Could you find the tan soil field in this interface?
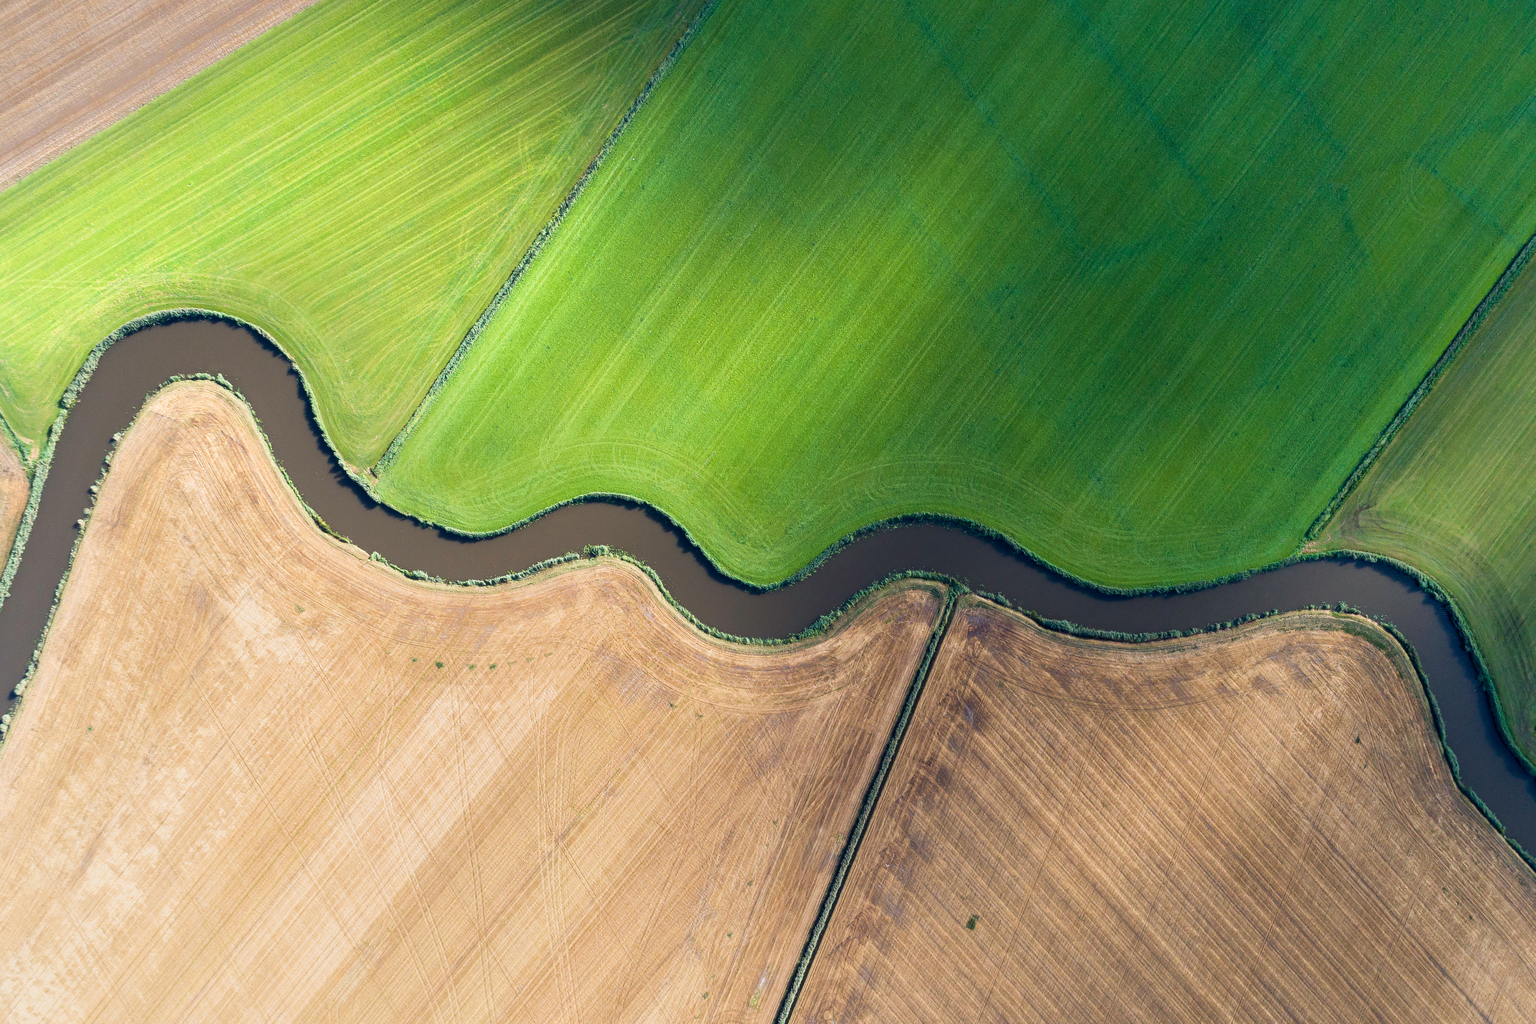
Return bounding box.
[0,0,317,189]
[0,438,24,564]
[0,381,944,1022]
[794,597,1536,1023]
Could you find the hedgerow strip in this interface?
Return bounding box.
[774,585,960,1023]
[1305,225,1536,542]
[374,0,722,475]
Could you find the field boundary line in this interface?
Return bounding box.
[1304,225,1536,543]
[774,585,961,1024]
[372,0,721,476]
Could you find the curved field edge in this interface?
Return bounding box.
[9,379,1536,1017]
[0,313,1524,769]
[8,381,1529,1019]
[373,0,1536,592]
[367,217,1536,603]
[0,368,957,734]
[0,308,347,625]
[0,0,707,465]
[0,310,1476,612]
[3,348,1530,868]
[0,399,947,1019]
[7,0,1534,672]
[1312,243,1536,764]
[1005,572,1535,860]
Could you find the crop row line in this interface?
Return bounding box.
[372,0,722,476]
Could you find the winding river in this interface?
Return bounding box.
[3,318,1534,853]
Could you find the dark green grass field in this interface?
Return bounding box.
[1319,258,1536,762]
[377,0,1536,588]
[0,0,703,466]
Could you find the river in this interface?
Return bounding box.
[3,317,1532,852]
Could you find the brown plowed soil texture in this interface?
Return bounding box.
[0,0,317,189]
[0,381,944,1023]
[795,597,1536,1023]
[0,439,24,566]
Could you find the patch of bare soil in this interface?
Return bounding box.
[0,381,943,1022]
[795,597,1536,1023]
[0,438,24,564]
[0,0,317,189]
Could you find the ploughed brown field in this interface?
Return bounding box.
[0,382,944,1022]
[0,438,23,563]
[0,0,316,188]
[795,598,1536,1023]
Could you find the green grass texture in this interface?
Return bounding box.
[1319,258,1536,762]
[379,0,1536,588]
[0,0,703,465]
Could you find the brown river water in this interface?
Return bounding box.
[3,317,1534,853]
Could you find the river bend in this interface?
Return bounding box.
[3,318,1533,852]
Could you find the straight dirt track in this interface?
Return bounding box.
[0,0,318,189]
[0,382,943,1022]
[794,597,1536,1023]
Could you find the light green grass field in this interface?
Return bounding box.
[0,0,703,465]
[377,0,1536,589]
[1318,258,1536,761]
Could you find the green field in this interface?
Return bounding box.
[377,0,1536,588]
[0,0,702,465]
[1318,256,1536,761]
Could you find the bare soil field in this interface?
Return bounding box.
[0,381,944,1023]
[794,598,1536,1023]
[0,0,317,189]
[0,439,23,563]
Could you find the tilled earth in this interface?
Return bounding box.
[796,599,1536,1023]
[0,382,943,1022]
